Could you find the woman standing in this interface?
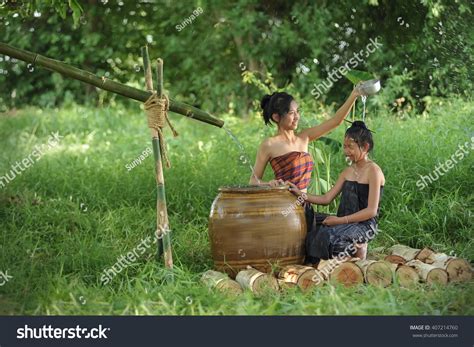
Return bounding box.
[249,90,361,264]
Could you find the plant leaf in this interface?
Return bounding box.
[345,69,374,84]
[319,136,341,153]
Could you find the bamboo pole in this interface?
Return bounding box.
[154,53,173,269]
[156,58,164,97]
[0,42,224,128]
[142,46,173,269]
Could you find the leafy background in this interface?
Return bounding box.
[0,0,472,116]
[0,0,472,315]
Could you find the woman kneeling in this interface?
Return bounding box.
[288,121,385,264]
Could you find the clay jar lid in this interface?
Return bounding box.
[218,185,289,194]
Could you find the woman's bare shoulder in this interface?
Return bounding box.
[368,162,385,183]
[340,166,352,179]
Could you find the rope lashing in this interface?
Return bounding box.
[144,92,178,168]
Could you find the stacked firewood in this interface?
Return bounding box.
[201,245,472,295]
[376,244,472,285]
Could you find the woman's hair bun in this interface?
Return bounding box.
[260,92,294,126]
[345,120,374,152]
[260,94,273,112]
[351,120,368,129]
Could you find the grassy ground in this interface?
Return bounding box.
[0,97,472,315]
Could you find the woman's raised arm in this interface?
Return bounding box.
[299,90,359,142]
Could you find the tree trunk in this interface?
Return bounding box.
[406,260,448,285]
[355,260,392,287]
[278,265,324,291]
[201,270,243,295]
[235,267,279,294]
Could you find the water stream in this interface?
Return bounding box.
[361,95,367,122]
[223,94,369,183]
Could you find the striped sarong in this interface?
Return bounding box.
[269,151,314,190]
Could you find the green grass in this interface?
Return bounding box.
[0,98,472,315]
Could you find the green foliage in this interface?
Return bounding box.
[0,0,472,116]
[0,98,472,315]
[344,69,374,85]
[0,0,83,25]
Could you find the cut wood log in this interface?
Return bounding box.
[318,260,363,287]
[406,260,448,285]
[366,246,386,261]
[389,263,419,288]
[278,265,324,291]
[355,260,392,287]
[201,270,243,295]
[235,267,279,294]
[387,244,420,262]
[369,246,386,254]
[415,247,436,262]
[316,259,337,281]
[367,253,384,261]
[277,279,297,290]
[384,254,407,264]
[424,253,472,283]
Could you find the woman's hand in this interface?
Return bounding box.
[287,181,303,196]
[322,215,344,226]
[351,87,362,98]
[268,179,285,187]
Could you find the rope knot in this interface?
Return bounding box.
[144,92,178,168]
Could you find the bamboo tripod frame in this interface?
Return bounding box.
[142,46,173,269]
[0,42,226,270]
[0,42,224,128]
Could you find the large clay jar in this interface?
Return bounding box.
[208,185,307,278]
